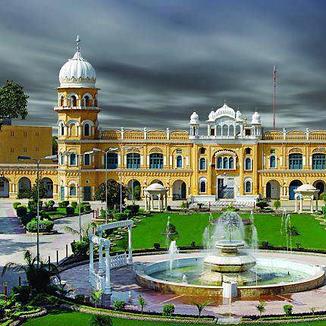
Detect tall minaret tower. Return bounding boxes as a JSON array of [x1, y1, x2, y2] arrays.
[[55, 36, 100, 141]]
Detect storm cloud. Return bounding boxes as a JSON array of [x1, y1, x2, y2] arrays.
[[1, 0, 326, 131]]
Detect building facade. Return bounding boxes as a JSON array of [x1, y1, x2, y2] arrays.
[[1, 42, 326, 204]]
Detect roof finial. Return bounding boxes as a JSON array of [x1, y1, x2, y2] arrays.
[[76, 35, 81, 52]]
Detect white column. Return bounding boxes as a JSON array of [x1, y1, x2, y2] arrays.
[[89, 239, 94, 277], [104, 246, 111, 295], [299, 196, 303, 213], [98, 236, 104, 274], [310, 196, 314, 213], [127, 225, 132, 264], [294, 195, 297, 213], [165, 193, 168, 211]]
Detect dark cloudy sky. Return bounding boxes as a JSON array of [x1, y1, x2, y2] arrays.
[[1, 0, 326, 131]]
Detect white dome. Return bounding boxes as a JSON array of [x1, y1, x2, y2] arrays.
[[190, 111, 199, 124], [251, 112, 261, 125], [146, 183, 166, 192], [236, 110, 242, 121], [295, 184, 317, 192], [208, 110, 215, 121], [59, 42, 96, 88], [208, 103, 236, 121]]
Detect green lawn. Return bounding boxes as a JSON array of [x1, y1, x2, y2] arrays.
[[22, 311, 326, 326], [130, 212, 326, 251]]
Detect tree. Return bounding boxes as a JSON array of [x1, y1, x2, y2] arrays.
[[91, 289, 103, 308], [0, 80, 28, 121], [283, 304, 293, 316], [193, 300, 210, 317], [256, 300, 266, 318], [1, 250, 59, 292], [90, 315, 113, 326], [94, 180, 127, 209], [138, 295, 146, 313], [52, 136, 58, 155]]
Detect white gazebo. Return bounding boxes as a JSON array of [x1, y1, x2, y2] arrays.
[[294, 184, 319, 214], [144, 183, 168, 211]]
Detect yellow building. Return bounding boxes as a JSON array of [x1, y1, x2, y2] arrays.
[[1, 40, 326, 206]]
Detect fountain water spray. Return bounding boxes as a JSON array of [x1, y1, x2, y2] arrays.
[[168, 240, 179, 271]]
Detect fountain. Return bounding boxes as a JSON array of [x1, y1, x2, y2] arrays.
[[135, 211, 325, 298]]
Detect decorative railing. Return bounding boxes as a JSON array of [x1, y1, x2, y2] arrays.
[[263, 129, 326, 141], [100, 128, 189, 141], [111, 252, 128, 269]]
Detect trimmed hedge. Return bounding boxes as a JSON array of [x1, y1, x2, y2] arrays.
[[26, 218, 54, 233]]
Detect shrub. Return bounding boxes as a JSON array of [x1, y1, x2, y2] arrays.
[[283, 304, 293, 316], [322, 205, 326, 215], [261, 241, 271, 249], [11, 286, 31, 304], [16, 205, 27, 218], [162, 303, 175, 316], [90, 315, 113, 326], [65, 206, 75, 216], [273, 200, 281, 211], [21, 213, 34, 226], [287, 225, 299, 236], [114, 212, 128, 221], [75, 294, 85, 304], [71, 201, 78, 209], [45, 200, 55, 210], [191, 241, 196, 248], [13, 202, 21, 210], [256, 199, 269, 210], [100, 208, 106, 218], [59, 200, 69, 208], [124, 208, 132, 217], [83, 204, 91, 212], [26, 219, 54, 233], [112, 300, 126, 311], [126, 204, 140, 216], [320, 193, 326, 203], [78, 205, 85, 214], [71, 240, 88, 256], [40, 210, 48, 219], [153, 243, 161, 250]]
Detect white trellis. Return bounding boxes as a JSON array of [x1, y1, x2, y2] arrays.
[[89, 219, 134, 295]]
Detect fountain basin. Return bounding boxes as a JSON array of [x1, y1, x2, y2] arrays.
[[135, 256, 325, 298]]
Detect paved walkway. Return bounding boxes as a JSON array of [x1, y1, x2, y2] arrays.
[[0, 201, 92, 291], [61, 251, 326, 317]]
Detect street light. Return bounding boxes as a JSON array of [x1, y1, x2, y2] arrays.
[[91, 147, 119, 219], [17, 154, 57, 267], [62, 151, 93, 240]]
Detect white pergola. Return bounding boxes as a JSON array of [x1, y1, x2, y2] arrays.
[[294, 184, 319, 214], [89, 219, 133, 295], [144, 183, 168, 211]]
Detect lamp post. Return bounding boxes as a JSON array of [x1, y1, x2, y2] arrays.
[[91, 147, 118, 221], [63, 151, 93, 240], [17, 154, 57, 267]]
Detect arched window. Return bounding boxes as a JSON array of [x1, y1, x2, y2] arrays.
[[59, 123, 65, 136], [222, 125, 228, 136], [312, 153, 326, 170], [176, 155, 183, 168], [217, 157, 223, 169], [200, 178, 206, 193], [270, 155, 276, 168], [60, 96, 64, 106], [217, 125, 221, 136], [126, 153, 140, 169], [70, 95, 77, 107], [69, 184, 77, 196], [229, 125, 234, 137], [245, 157, 252, 170], [199, 158, 206, 170], [94, 96, 98, 106], [69, 153, 77, 166], [83, 95, 90, 107], [289, 153, 302, 169], [84, 123, 90, 136], [229, 157, 234, 169], [105, 153, 118, 169], [245, 180, 252, 193], [84, 153, 90, 166], [223, 157, 229, 169], [150, 153, 163, 169], [59, 153, 64, 165]]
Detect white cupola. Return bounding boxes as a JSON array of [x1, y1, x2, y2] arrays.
[[59, 36, 96, 88], [190, 111, 199, 125], [251, 112, 261, 125]]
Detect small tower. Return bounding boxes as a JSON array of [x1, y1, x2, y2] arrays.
[[189, 112, 199, 139], [251, 112, 262, 138], [55, 36, 100, 141]]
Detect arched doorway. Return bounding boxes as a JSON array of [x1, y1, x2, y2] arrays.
[[41, 178, 54, 198], [289, 180, 303, 200], [0, 177, 9, 198], [313, 180, 325, 199], [172, 180, 187, 200], [18, 177, 32, 198], [266, 180, 280, 200], [127, 179, 141, 201]]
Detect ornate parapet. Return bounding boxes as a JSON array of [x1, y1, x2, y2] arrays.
[[263, 129, 326, 142]]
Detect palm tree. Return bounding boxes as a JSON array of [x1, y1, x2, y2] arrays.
[[1, 250, 59, 292], [91, 289, 103, 308], [256, 300, 266, 318], [138, 295, 146, 313], [193, 300, 211, 317]]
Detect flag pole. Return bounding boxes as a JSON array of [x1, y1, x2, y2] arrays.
[[273, 65, 277, 130]]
